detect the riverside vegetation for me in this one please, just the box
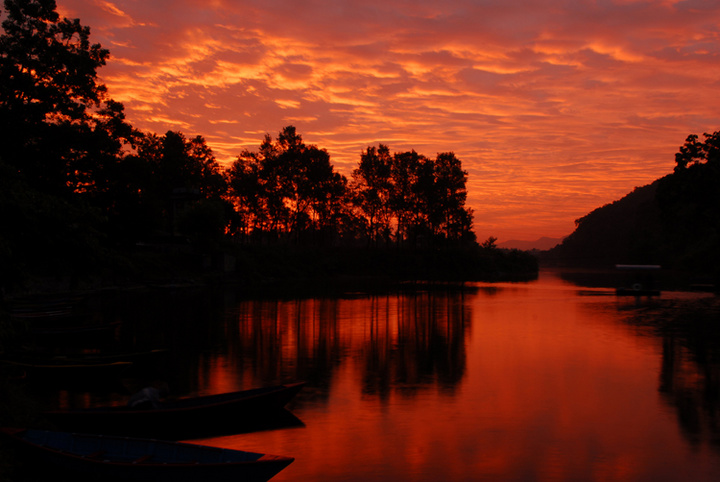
[0,0,537,295]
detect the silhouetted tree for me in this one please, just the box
[0,0,139,286]
[108,130,227,242]
[226,126,348,244]
[384,149,475,246]
[350,145,394,246]
[0,0,134,197]
[656,130,720,271]
[409,153,437,241]
[0,2,507,288]
[481,236,497,249]
[432,152,475,243]
[390,150,426,246]
[68,127,230,248]
[673,132,720,172]
[150,131,225,198]
[225,156,264,241]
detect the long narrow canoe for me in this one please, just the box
[0,428,293,482]
[30,321,118,337]
[44,382,306,439]
[0,358,133,378]
[0,348,167,366]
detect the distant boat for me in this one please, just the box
[44,382,306,439]
[0,428,293,482]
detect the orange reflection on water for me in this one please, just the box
[192,277,720,481]
[213,292,469,396]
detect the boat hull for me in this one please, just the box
[44,382,305,439]
[0,428,293,482]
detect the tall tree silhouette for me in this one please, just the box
[0,0,134,197]
[432,152,475,243]
[122,130,226,239]
[226,126,348,243]
[390,150,426,246]
[0,0,138,286]
[386,149,474,246]
[350,145,393,246]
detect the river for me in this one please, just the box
[41,269,720,481]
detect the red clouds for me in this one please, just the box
[56,0,720,241]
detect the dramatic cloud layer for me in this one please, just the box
[56,0,720,241]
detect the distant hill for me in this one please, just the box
[499,237,563,251]
[543,179,664,267]
[543,145,720,283]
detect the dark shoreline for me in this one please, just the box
[2,245,539,301]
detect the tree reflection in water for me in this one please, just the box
[222,289,471,403]
[623,296,720,450]
[13,277,720,481]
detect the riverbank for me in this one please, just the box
[2,244,538,299]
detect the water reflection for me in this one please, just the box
[12,275,720,481]
[203,279,720,481]
[628,297,720,450]
[219,290,471,402]
[659,336,720,448]
[559,272,720,452]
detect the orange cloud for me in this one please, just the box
[57,0,720,241]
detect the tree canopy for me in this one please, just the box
[0,0,535,291]
[226,126,350,244]
[0,0,135,197]
[226,128,476,247]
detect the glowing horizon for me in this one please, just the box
[54,0,720,242]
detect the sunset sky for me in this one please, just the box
[54,0,720,242]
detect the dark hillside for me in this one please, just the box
[544,179,664,267]
[544,131,720,285]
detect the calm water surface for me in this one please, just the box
[47,270,720,481]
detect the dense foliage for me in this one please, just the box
[1,0,535,291]
[226,129,475,248]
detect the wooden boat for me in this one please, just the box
[0,358,132,379]
[30,321,118,336]
[50,348,168,364]
[0,428,293,482]
[8,307,75,321]
[44,382,306,439]
[4,348,168,364]
[0,349,166,385]
[7,294,85,319]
